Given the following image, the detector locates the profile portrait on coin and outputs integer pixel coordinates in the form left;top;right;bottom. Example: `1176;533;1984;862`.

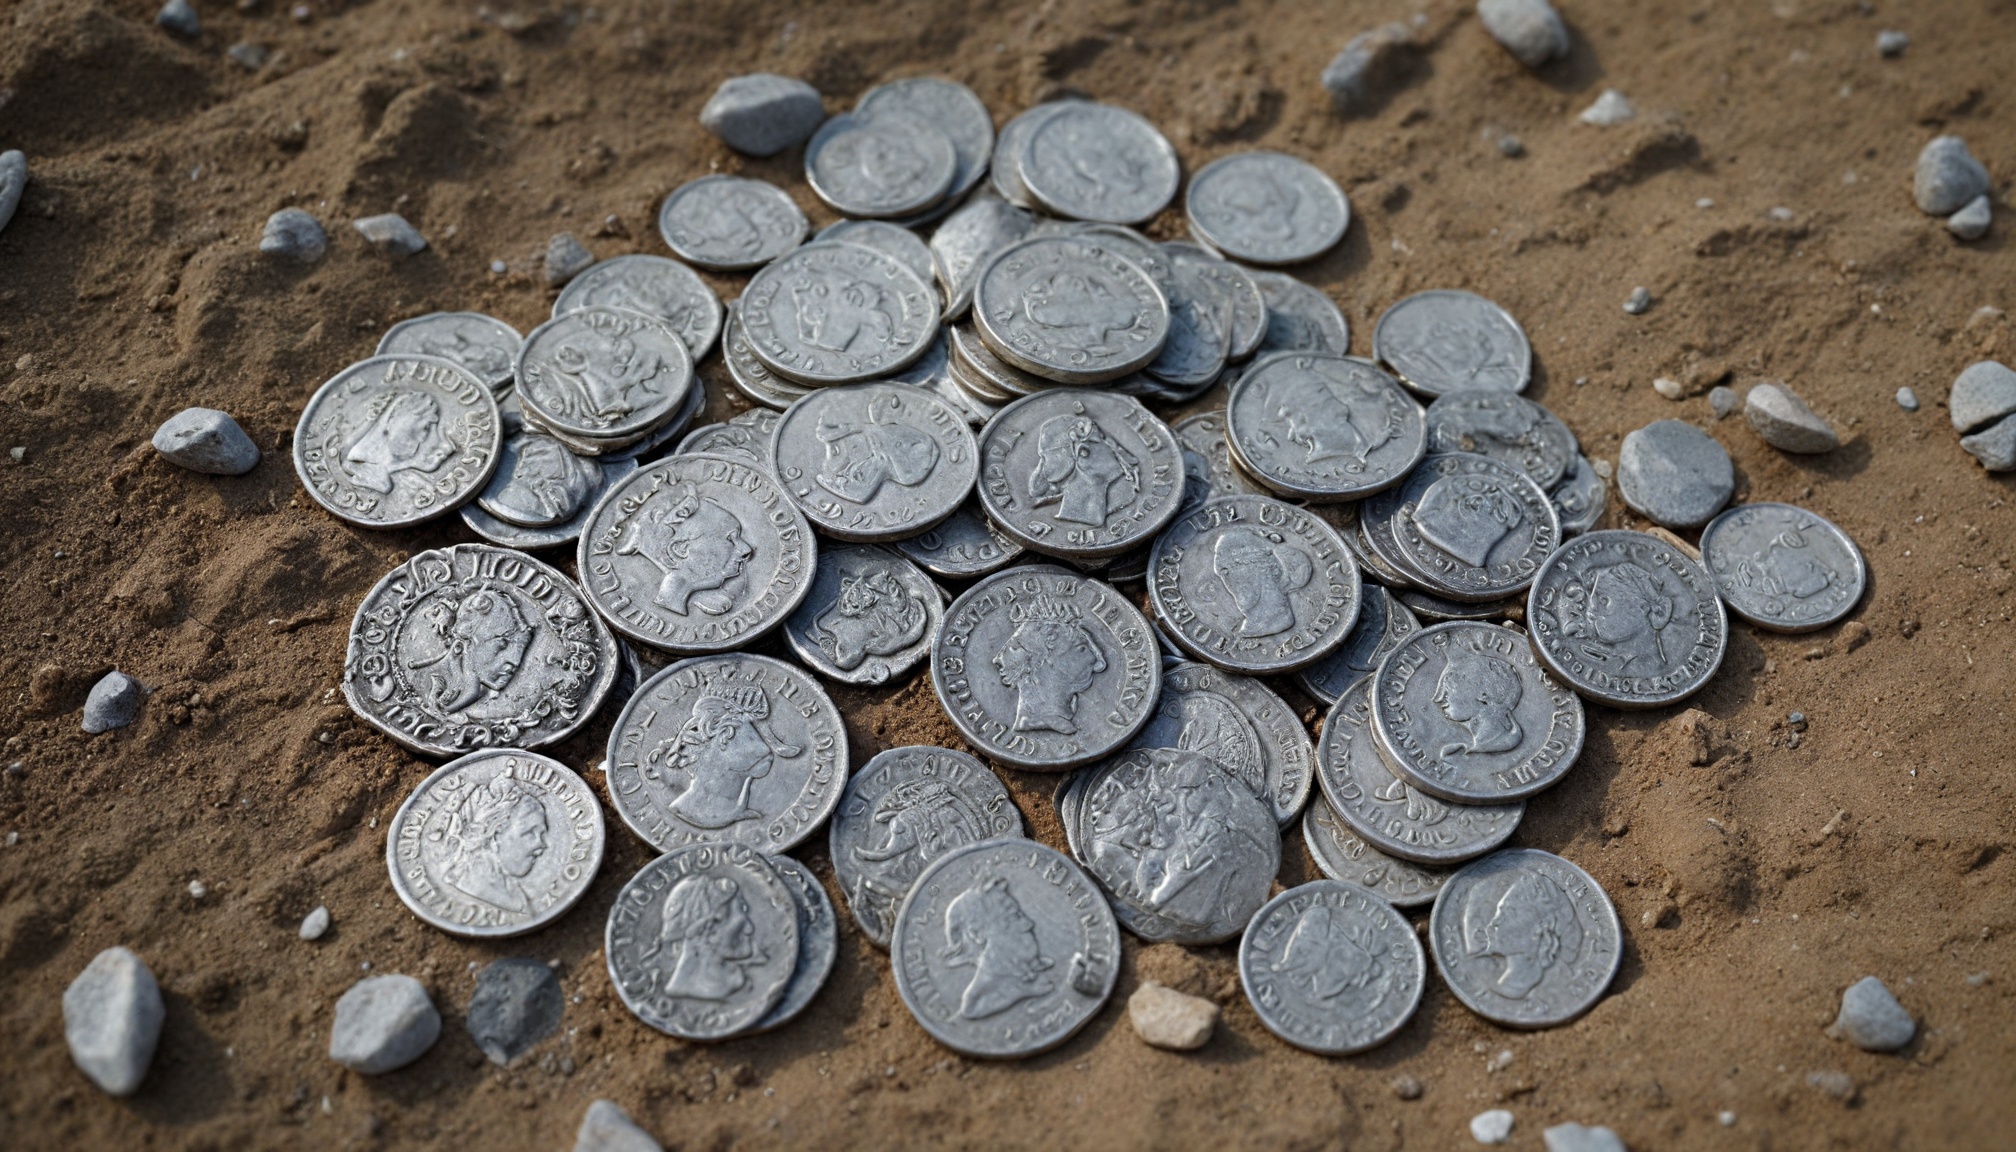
942;876;1056;1019
1147;690;1262;799
811;565;931;672
1029;412;1140;526
546;327;669;425
816;393;940;503
489;437;602;525
614;481;754;616
410;585;536;715
1270;367;1399;470
1210;525;1315;638
439;774;550;915
650;873;765;1001
342;389;457;492
648;684;804;830
1412;474;1525;567
1432;648;1526;757
1725;526;1834;603
992;592;1108;734
1217;166;1301;246
793;271;897;355
1462;868;1585;999
1557;560;1680;675
413;329;515;382
1408;320;1522;391
1272;903;1392;1007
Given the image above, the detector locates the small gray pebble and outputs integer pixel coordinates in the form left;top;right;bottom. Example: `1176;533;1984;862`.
82;671;146;734
0;150;26;237
1477;0;1570;67
1947;194;1991;241
63;947;165;1097
1708;385;1740;418
353;213;427;257
1579;89;1635;127
1948;360;2016;433
1390;1074;1424;1100
1470;1108;1515;1145
699;74;825;158
157;0;200;38
153;408;260;475
1787;711;1806;729
1745;382;1838;453
466;958;564;1067
227;41;268;69
1876;29;1910;57
1914;136;1991;216
1617;419;1734;528
299;905;331;941
1653;377;1684;400
544;233;594;287
1834;976;1915;1052
1543;1124;1628;1152
329;974;440;1074
1623;286;1651;315
1497;133;1526;158
1806;1069;1856;1101
575;1099;664;1152
1895;386;1919;412
260;208;326;263
1961;413;2016;471
1322;23;1415;114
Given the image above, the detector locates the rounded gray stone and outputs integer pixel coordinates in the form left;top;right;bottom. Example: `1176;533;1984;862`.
1948;194;1992;241
1478;0;1570;67
1834;975;1915;1052
153;407;259;475
700;74;825;158
259;207;326;263
1914;136;1991;216
300;905;331;941
576;1099;664;1152
0;150;26;238
544;233;595;287
1744;383;1838;454
82;671;146;734
466;958;564;1066
1542;1123;1629;1152
1876;29;1910;57
63;947;164;1097
329;974;441;1074
1960;413;2016;471
1321;23;1416;115
354;214;427;257
1950;360;2016;433
1896;386;1920;412
156;0;199;38
1616;419;1733;528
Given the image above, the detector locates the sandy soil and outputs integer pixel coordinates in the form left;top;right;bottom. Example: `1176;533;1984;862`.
2;0;2014;1148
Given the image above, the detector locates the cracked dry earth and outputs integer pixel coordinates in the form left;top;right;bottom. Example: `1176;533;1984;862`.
1;0;2013;1148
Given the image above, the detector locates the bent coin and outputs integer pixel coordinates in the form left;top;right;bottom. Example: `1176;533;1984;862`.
1699;502;1865;633
1526;529;1728;708
294;354;502;529
1241;879;1424;1054
784;544;942;686
1428;848;1622;1029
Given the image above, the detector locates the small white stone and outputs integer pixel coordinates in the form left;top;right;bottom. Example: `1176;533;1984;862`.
1623;286;1651;314
1470;1108;1515;1145
1579;89;1635;126
1915;136;1991;216
699;74;825;157
1696;197;1714;208
1543;1122;1628;1152
1718;1111;1737;1127
1947;194;1991;241
1745;382;1839;453
153;408;260;475
544;233;594;287
353;213;427;257
1769;206;1796;222
1653;376;1683;400
1876;29;1909;57
1708;385;1740;418
1896;386;1919;412
1807;1069;1856;1101
1948;360;2016;432
300;906;331;941
227;42;269;70
328;974;440;1074
82;671;146;734
1127;981;1218;1050
1833;975;1915;1052
1322;23;1416;114
1477;0;1569;68
259;208;326;263
157;0;200;38
187;880;206;899
63;947;165;1096
575;1099;664;1152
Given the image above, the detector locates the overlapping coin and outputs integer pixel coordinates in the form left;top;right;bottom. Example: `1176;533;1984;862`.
976;389;1184;561
1227;353;1426;500
377;312;522;394
552;254;724;361
1186;151;1351;266
1129;660;1314;824
1428;848;1621;1029
1424;390;1577;490
891;498;1024;578
1526;529;1728;708
783;544;942;686
657;174;807;272
1300;796;1451;909
770;382;976;541
742;242;940;385
1240;879;1424;1054
972;235;1171;385
515;306;696;455
1294;583;1421;705
460;443;639;550
806;113;957;219
294;354;502;528
1373;289;1532;396
676;407;779;473
1015;102;1179;225
1359;452;1559;602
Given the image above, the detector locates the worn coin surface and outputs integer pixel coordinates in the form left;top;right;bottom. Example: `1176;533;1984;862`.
1017;102;1180;225
1396;588;1519;623
1129;661;1313;825
676;408;779;473
377;312;522;394
344;543;620;756
1301;797;1451;909
817;219;939;296
295;354;502;528
891;838;1119;1059
720;300;812;410
1147;495;1362;675
770;383;977;541
784;544;942;686
605;653;847;853
976;389;1184;561
830;746;1024;949
516;307;695;450
990;102;1077;208
1699;503;1865;633
552;254;724;361
1251;272;1351;358
973;235;1170;384
1373;290;1532;396
1067;224;1228;389
476;432;606;527
1526;529;1728;707
386;749;605;938
461;453;639;550
1361;452;1560;602
930;190;1038;321
856;77;996;206
1187;152;1351;266
577;453;815;654
1550;454;1608;537
1424;390;1576;490
657;175;807;272
932;565;1160;771
1429;848;1621;1029
605;844;800;1040
1227;353;1426;500
947;322;1052;397
806;112;958;219
1240;879;1424;1054
744;853;838;1034
1173;411;1272;514
1165;242;1267;360
742;242;940;385
891;498;1024;578
1294;583;1422;705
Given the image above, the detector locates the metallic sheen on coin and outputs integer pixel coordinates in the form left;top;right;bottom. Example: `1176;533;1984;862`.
891;498;1025;578
784;544;942;686
1301;796;1451;909
476;433;605;527
1227;353;1426;500
294;354;502;528
1130;660;1313;825
972;235;1170;385
1017;102;1180;225
856;77;996;206
1187;151;1351;266
1424;390;1576;490
1251;272;1350;358
1295;583;1421;705
1361;452;1560;602
657;175;807;272
806;113;958;219
771;383;977;541
1428;848;1622;1029
1526;529;1729;707
742;242;940;385
817;219;939;295
377;312;522;394
1699;502;1865;633
461;452;638;550
976;389;1184;561
1240;879;1425;1054
552;254;724;362
745;853;838;1034
1550;454;1608;537
1373;290;1532;396
676;408;779;473
721;300;812;410
1173;410;1273;514
515;307;696;451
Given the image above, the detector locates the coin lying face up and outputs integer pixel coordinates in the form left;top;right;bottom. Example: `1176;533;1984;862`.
294;354;503;529
376;312;522;394
973;235;1172;385
1130;660;1314;825
854;77;996;208
1698;502;1865;633
461;446;638;551
552;254;724;362
770;383;977;541
1428;848;1622;1029
1294;583;1422;705
1359;452;1560;602
805;112;958;219
1526;529;1728;708
515;306;696;454
1373;289;1532;396
1186;151;1352;266
976;389;1185;561
742;242;940;386
784;544;943;686
1240;879;1425;1054
1424;390;1577;490
1250;271;1351;358
657;174;808;272
891;498;1025;578
1226;353;1426;501
742;853;839;1036
1015;102;1180;225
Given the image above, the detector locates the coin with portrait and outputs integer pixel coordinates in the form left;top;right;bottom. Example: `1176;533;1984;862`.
1373;290;1532;397
771;383;977;542
1241;879;1424;1055
552;254;724;362
475;433;606;527
1550;453;1608;537
1166;241;1268;360
720;299;813;410
1699;502;1865;633
1301;796;1451;909
1360;452;1559;602
1227;353;1426;500
806;112;958;219
516;306;695;450
1129;661;1313;825
294;354;502;529
1016;102;1180;225
1065;224;1229;389
1186;151;1351;266
1424;390;1577;490
856;77;996;206
1526;529;1729;708
972;236;1170;385
676;408;779;474
930;189;1038;321
976;389;1185;561
657;174;807;272
1428;848;1621;1029
1294;583;1422;705
784;545;942;686
741;853;838;1035
460;453;638;551
891;498;1024;578
377;312;522;394
741;242;940;386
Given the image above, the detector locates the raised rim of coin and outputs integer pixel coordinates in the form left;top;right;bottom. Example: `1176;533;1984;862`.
1698;502;1866;633
1525;528;1730;708
742;853;839;1035
741;241;941;385
1427;848;1622;1030
1250;271;1351;358
1226;352;1427;501
975;388;1185;561
1371;289;1533;397
1294;582;1422;705
783;544;943;686
1130;660;1314;825
514;306;697;447
721;299;813;410
1360;451;1560;602
293;354;503;529
856;76;996;205
805;112;959;219
376;312;522;393
890;498;1024;578
1239;878;1425;1054
1301;796;1451;909
656;174;808;272
1166;240;1268;361
460;454;639;550
551;253;725;363
1424;390;1577;490
989;101;1077;208
972;235;1171;385
675;407;779;472
769;382;978;542
1186;151;1351;266
817;219;939;296
1016;102;1180;225
475;432;608;527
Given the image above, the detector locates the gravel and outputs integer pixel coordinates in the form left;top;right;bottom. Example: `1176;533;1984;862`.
1579;89;1636;127
1876;29;1910;57
0;150;26;238
544;233;594;286
1744;383;1838;453
1390;1074;1424;1100
63;947;165;1096
575;1099;663;1152
1617;419;1735;528
1322;23;1416;115
1709;385;1740;418
1807;1069;1856;1101
1477;0;1569;67
1544;1123;1628;1152
260;208;326;262
156;0;200;38
1833;975;1915;1052
228;42;269;70
82;671;146;734
1914;136;1991;216
1623;286;1651;314
1896;386;1920;412
1127;981;1218;1050
353;213;427;257
1470;1108;1515;1145
699;74;825;157
1948;360;2016;432
328;974;441;1074
1947;194;1992;241
299;905;331;941
153;408;260;475
466;958;564;1066
1961;416;2016;471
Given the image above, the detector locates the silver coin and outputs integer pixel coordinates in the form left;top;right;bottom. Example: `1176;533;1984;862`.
1017;102;1179;225
343;543;620;756
741;241;940;386
1526;529;1729;707
1251;272;1350;358
830;746;1023;949
891;498;1024;578
1301;796;1451;909
1187;152;1351;266
743;853;838;1034
1370;621;1585;803
1360;453;1560;602
931;565;1161;771
476;432;607;527
605;844;800;1040
386;749;605;938
1550;453;1608;537
377;312;522;394
1314;501;1418;590
1165;241;1268;361
1294;583;1422;705
1397;588;1520;623
1173;411;1272;515
721;299;813;410
605;653;847;852
1699;502;1865;633
784;544;942;685
657;174;807;272
1083;225;1231;388
771;383;977;542
576;453;815;654
676;407;779;473
857;77;995;204
1425;390;1576;489
806;112;959;219
1073;747;1280;944
598;370;706;463
294;354;502;529
1240;879;1424;1054
948;322;1051;397
1147;495;1362;675
976;389;1185;561
1373;290;1532;397
973;235;1170;385
1130;661;1314;825
1316;677;1522;864
989;102;1076;208
931;189;1038;322
882;330;957;393
817;219;939;295
552;254;724;362
1428;848;1622;1029
1227;353;1426;501
890;837;1118;1059
515;307;696;450
461;454;640;550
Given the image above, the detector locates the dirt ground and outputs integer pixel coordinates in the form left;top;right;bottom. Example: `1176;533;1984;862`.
2;0;2014;1147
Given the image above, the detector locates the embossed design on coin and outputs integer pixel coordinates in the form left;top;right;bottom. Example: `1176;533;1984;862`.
553;254;724;361
377;312;522;393
977;390;1184;560
1429;848;1622;1029
1550;453;1608;537
1373;290;1532;396
1228;353;1426;500
1130;661;1314;825
1301;797;1451;909
1699;503;1865;633
892;499;1025;578
657;175;807;272
990;101;1077;208
462;454;638;551
818;219;939;294
1251;272;1351;358
1527;529;1728;707
721;300;811;410
747;854;838;1034
1173;411;1271;516
1362;453;1559;601
1165;242;1267;361
1241;879;1424;1054
344;544;619;756
1187;152;1351;266
294;355;502;528
930;190;1038;320
516;307;695;448
1067;224;1228;389
676;408;779;473
1017;102;1180;225
742;242;940;385
1295;584;1421;705
771;383;977;541
806;112;958;219
856;77;996;205
1425;390;1576;489
973;236;1170;385
476;433;605;527
785;545;942;686
387;749;604;938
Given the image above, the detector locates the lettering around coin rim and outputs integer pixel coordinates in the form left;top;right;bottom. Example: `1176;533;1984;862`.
972;235;1172;385
975;389;1185;561
1294;583;1422;705
742;242;941;386
1226;352;1427;501
1526;529;1729;708
1239;879;1425;1054
376;312;523;394
293;354;502;529
1361;451;1560;603
783;544;943;687
1698;502;1865;634
1130;660;1314;825
551;253;725;363
1371;289;1533;397
1301;796;1451;909
1427;848;1622;1029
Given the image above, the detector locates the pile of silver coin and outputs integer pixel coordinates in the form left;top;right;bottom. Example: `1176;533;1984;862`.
296;75;1869;1061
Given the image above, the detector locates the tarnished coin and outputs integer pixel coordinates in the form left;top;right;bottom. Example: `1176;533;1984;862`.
1699;503;1865;633
1147;495;1362;675
386;749;604;938
1370;621;1585;803
973;235;1170;385
600;371;706;463
344;543;620;756
476;432;606;527
976;389;1184;561
605;653;847;852
461;454;639;551
657;174;807;272
892;498;1024;578
1361;453;1560;602
891;838;1118;1059
1073;747;1280;944
806;112;958;219
552;254;724;362
1068;224;1229;389
1550;454;1608;537
676;408;779;473
1240;879;1424;1054
1130;661;1314;825
294;354;502;528
1166;241;1268;361
990;102;1077;208
1173;411;1272;515
931;565;1161;771
744;854;838;1034
1428;848;1621;1029
377;312;522;394
771;383;977;541
1425;390;1576;489
1227;353;1427;500
742;242;940;385
930;189;1038;321
1301;797;1451;909
1187;152;1351;266
605;844;800;1040
1017;102;1180;225
817;219;938;295
784;544;942;686
1316;677;1522;864
830;746;1024;949
1295;583;1422;705
1373;290;1532;397
516;307;695;451
721;300;812;410
576;453;815;654
1526;529;1728;708
856;77;996;206
1251;272;1351;358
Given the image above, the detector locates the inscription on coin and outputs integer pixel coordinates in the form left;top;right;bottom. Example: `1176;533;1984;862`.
1294;583;1421;705
1017;102;1180;225
972;236;1171;385
294;354;502;529
1550;453;1608;537
742;242;940;385
771;383;977;541
1373;289;1532;396
1428;848;1622;1029
784;545;942;686
1129;661;1314;825
893;498;1025;578
1361;452;1559;602
516;307;696;448
657;175;807;272
1240;879;1424;1054
377;312;522;394
1301;797;1451;909
1424;390;1576;489
1699;502;1865;633
976;389;1184;561
1526;529;1728;707
552;254;724;361
1227;353;1426;500
1186;151;1351;266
